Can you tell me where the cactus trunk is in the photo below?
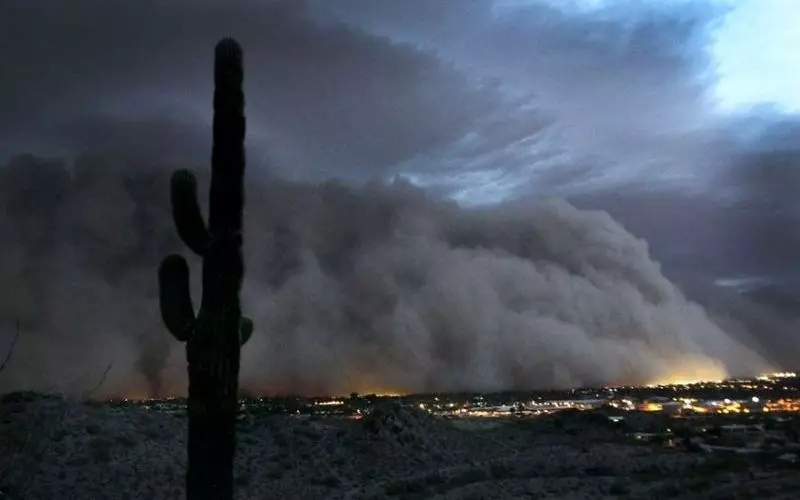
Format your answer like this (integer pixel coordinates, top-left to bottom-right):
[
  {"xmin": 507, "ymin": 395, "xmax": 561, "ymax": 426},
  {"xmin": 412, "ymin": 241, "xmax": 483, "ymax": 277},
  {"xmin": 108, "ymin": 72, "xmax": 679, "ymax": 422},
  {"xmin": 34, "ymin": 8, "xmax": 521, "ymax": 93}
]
[{"xmin": 158, "ymin": 38, "xmax": 252, "ymax": 500}]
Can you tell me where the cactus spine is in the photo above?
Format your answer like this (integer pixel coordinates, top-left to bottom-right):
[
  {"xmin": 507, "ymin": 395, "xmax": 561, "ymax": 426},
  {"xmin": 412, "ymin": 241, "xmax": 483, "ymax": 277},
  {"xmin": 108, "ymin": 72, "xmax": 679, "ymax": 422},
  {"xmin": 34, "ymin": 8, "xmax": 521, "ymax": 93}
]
[{"xmin": 158, "ymin": 38, "xmax": 252, "ymax": 500}]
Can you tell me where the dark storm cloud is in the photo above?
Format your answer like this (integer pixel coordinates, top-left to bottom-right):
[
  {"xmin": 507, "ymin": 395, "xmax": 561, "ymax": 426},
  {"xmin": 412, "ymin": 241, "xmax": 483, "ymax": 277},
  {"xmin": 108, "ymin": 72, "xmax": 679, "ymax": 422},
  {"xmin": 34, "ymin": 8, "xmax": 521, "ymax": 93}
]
[
  {"xmin": 1, "ymin": 0, "xmax": 741, "ymax": 197},
  {"xmin": 716, "ymin": 115, "xmax": 800, "ymax": 280},
  {"xmin": 0, "ymin": 0, "xmax": 491, "ymax": 178},
  {"xmin": 591, "ymin": 113, "xmax": 800, "ymax": 291},
  {"xmin": 313, "ymin": 0, "xmax": 730, "ymax": 197}
]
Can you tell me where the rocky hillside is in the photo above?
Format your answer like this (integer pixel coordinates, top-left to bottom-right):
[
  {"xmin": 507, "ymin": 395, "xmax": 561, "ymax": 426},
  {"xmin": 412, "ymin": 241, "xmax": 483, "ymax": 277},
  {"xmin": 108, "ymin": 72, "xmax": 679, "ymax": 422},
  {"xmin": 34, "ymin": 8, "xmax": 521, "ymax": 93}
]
[{"xmin": 2, "ymin": 393, "xmax": 800, "ymax": 499}]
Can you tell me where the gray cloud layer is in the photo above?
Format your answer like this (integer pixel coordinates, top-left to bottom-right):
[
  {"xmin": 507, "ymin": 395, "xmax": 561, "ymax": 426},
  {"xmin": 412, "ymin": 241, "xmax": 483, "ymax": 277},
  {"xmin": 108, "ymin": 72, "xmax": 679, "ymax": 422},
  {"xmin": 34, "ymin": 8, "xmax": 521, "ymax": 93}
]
[{"xmin": 1, "ymin": 0, "xmax": 492, "ymax": 180}]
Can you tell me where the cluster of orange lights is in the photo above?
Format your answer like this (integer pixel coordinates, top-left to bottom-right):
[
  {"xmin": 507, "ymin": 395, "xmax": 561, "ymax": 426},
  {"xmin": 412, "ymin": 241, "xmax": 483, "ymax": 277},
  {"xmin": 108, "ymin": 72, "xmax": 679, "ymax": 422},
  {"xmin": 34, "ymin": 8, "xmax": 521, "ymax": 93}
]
[
  {"xmin": 763, "ymin": 399, "xmax": 800, "ymax": 412},
  {"xmin": 635, "ymin": 397, "xmax": 800, "ymax": 415}
]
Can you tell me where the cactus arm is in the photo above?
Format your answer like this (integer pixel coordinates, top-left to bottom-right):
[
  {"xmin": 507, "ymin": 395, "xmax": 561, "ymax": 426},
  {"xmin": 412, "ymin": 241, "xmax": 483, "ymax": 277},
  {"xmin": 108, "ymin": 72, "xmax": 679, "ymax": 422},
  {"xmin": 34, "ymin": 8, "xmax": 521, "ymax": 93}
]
[
  {"xmin": 239, "ymin": 317, "xmax": 253, "ymax": 346},
  {"xmin": 158, "ymin": 254, "xmax": 196, "ymax": 342},
  {"xmin": 171, "ymin": 169, "xmax": 210, "ymax": 256}
]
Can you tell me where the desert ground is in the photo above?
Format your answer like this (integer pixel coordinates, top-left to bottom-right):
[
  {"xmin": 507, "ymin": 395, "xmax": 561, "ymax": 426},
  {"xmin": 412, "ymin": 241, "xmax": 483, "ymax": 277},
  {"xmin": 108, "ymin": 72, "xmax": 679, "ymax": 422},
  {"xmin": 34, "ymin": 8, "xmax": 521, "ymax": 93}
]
[{"xmin": 2, "ymin": 392, "xmax": 800, "ymax": 499}]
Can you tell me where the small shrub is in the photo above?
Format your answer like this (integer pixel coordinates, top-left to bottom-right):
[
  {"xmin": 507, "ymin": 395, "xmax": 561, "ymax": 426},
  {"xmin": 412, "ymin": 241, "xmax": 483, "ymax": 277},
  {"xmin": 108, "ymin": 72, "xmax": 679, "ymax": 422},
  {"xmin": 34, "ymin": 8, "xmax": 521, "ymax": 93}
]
[
  {"xmin": 142, "ymin": 427, "xmax": 162, "ymax": 440},
  {"xmin": 1, "ymin": 391, "xmax": 42, "ymax": 404},
  {"xmin": 384, "ymin": 478, "xmax": 426, "ymax": 495},
  {"xmin": 657, "ymin": 483, "xmax": 682, "ymax": 496},
  {"xmin": 320, "ymin": 475, "xmax": 341, "ymax": 488},
  {"xmin": 88, "ymin": 436, "xmax": 112, "ymax": 463},
  {"xmin": 424, "ymin": 472, "xmax": 445, "ymax": 485},
  {"xmin": 52, "ymin": 429, "xmax": 68, "ymax": 442},
  {"xmin": 689, "ymin": 478, "xmax": 713, "ymax": 492},
  {"xmin": 264, "ymin": 463, "xmax": 283, "ymax": 479},
  {"xmin": 490, "ymin": 462, "xmax": 513, "ymax": 478},
  {"xmin": 449, "ymin": 467, "xmax": 489, "ymax": 486},
  {"xmin": 68, "ymin": 454, "xmax": 91, "ymax": 467},
  {"xmin": 585, "ymin": 465, "xmax": 614, "ymax": 476},
  {"xmin": 609, "ymin": 480, "xmax": 629, "ymax": 496},
  {"xmin": 273, "ymin": 433, "xmax": 288, "ymax": 447},
  {"xmin": 240, "ymin": 434, "xmax": 258, "ymax": 446},
  {"xmin": 115, "ymin": 434, "xmax": 137, "ymax": 447}
]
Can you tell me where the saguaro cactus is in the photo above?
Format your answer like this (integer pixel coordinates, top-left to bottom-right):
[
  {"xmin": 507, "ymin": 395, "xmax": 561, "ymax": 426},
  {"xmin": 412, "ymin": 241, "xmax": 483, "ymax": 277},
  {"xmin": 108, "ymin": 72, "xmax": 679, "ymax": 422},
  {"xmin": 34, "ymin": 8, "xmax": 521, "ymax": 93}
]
[{"xmin": 158, "ymin": 38, "xmax": 253, "ymax": 500}]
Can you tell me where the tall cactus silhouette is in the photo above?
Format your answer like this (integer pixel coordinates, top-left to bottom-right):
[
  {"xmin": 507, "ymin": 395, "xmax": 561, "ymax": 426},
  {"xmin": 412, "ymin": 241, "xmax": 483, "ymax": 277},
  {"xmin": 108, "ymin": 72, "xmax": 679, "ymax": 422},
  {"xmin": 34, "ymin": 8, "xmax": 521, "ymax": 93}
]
[{"xmin": 158, "ymin": 37, "xmax": 253, "ymax": 500}]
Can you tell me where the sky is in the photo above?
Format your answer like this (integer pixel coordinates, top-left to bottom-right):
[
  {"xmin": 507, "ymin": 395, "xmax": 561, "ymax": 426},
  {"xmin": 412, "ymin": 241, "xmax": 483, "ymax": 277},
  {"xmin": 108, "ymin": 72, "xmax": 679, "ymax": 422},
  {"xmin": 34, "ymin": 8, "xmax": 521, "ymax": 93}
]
[
  {"xmin": 711, "ymin": 0, "xmax": 800, "ymax": 113},
  {"xmin": 0, "ymin": 0, "xmax": 798, "ymax": 396}
]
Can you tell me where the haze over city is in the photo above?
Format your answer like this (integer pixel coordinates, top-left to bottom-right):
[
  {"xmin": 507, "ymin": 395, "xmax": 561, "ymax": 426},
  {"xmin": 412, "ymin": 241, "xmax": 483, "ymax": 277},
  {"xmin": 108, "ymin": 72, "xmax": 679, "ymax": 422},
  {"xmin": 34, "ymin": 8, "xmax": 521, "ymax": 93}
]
[{"xmin": 1, "ymin": 0, "xmax": 799, "ymax": 398}]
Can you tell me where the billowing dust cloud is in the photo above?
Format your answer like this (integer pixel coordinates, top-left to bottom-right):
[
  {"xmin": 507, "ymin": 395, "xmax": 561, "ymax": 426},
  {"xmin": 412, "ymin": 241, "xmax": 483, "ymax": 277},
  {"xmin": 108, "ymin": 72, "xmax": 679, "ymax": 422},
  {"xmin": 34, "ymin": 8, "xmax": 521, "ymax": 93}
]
[
  {"xmin": 0, "ymin": 155, "xmax": 773, "ymax": 397},
  {"xmin": 240, "ymin": 179, "xmax": 771, "ymax": 394}
]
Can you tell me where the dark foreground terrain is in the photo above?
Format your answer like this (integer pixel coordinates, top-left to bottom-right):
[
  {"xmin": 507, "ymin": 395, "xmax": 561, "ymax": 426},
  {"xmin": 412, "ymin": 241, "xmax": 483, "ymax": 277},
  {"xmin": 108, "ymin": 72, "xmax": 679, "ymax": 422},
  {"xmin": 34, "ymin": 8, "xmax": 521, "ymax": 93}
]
[{"xmin": 2, "ymin": 393, "xmax": 799, "ymax": 499}]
